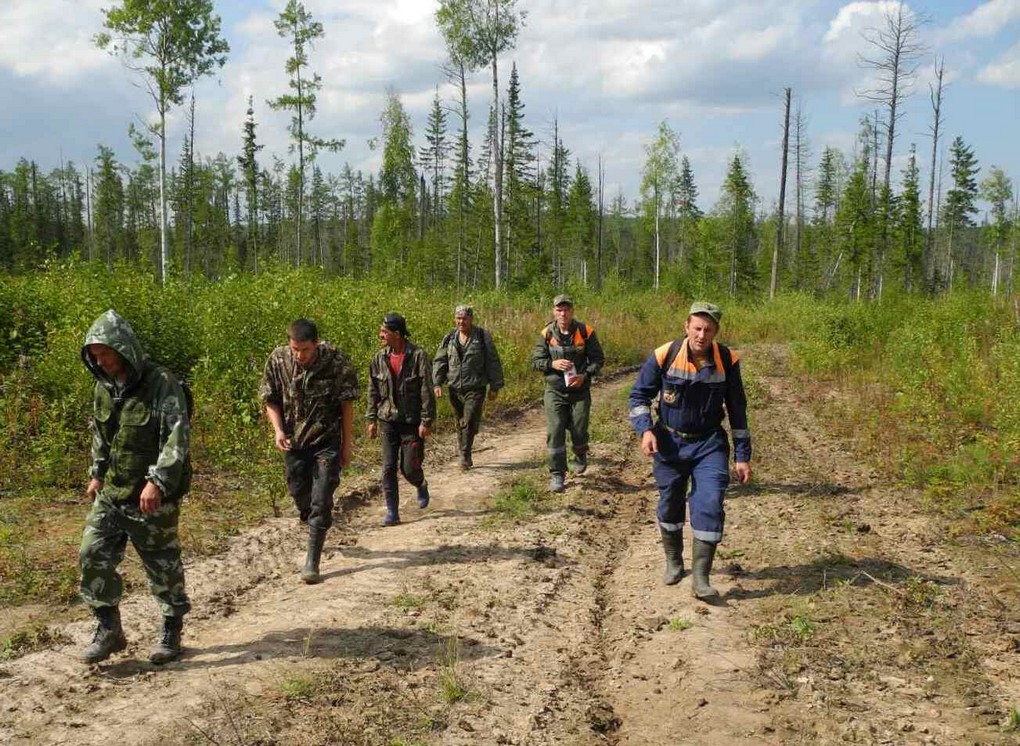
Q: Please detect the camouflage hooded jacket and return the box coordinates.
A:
[82,310,192,503]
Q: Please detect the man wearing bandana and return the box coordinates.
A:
[628,302,752,602]
[366,313,436,526]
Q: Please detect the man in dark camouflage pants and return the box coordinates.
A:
[366,313,436,526]
[79,310,192,665]
[432,304,505,469]
[260,319,360,584]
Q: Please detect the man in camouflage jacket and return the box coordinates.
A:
[432,304,505,469]
[260,318,360,585]
[79,309,192,665]
[366,313,435,526]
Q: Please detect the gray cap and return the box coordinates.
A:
[454,304,474,317]
[689,301,722,324]
[553,294,573,307]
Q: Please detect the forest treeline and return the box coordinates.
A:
[0,1,1016,299]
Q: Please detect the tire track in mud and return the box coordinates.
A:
[2,356,1017,746]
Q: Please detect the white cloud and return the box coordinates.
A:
[977,41,1020,87]
[936,0,1020,43]
[0,0,113,83]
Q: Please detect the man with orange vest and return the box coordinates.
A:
[531,295,605,493]
[629,302,752,601]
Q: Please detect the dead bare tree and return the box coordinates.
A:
[925,56,945,288]
[771,87,791,300]
[857,1,926,295]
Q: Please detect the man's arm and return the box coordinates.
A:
[144,373,191,512]
[530,330,552,373]
[432,336,449,389]
[484,329,505,393]
[724,359,752,482]
[584,328,605,379]
[629,354,662,458]
[340,400,354,467]
[420,349,436,433]
[87,386,111,498]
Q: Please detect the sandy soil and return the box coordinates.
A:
[1,350,1017,745]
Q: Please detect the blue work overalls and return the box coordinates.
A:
[629,339,751,543]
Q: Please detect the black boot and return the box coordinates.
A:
[417,482,430,509]
[301,527,327,584]
[659,527,685,585]
[462,430,475,470]
[149,615,183,664]
[81,606,127,664]
[691,539,720,601]
[383,494,400,526]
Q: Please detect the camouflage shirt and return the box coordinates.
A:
[259,342,360,449]
[82,310,192,503]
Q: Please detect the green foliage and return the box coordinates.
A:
[1,625,69,662]
[668,617,692,632]
[492,477,545,520]
[277,672,320,701]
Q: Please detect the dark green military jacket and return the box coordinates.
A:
[367,341,436,425]
[433,326,505,392]
[82,310,191,503]
[530,319,605,394]
[258,342,360,449]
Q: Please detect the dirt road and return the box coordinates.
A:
[1,349,1017,745]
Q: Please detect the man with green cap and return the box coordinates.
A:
[432,304,505,470]
[628,302,752,601]
[531,295,605,493]
[78,310,192,664]
[259,318,360,585]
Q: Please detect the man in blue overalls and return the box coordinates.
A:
[629,302,752,601]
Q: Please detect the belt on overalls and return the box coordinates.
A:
[658,422,719,442]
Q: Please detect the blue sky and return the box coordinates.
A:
[1,0,1017,214]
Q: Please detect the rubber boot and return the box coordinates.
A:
[301,526,327,584]
[659,527,685,586]
[461,431,474,470]
[148,615,184,664]
[80,606,127,664]
[691,538,720,601]
[417,482,430,509]
[549,472,565,493]
[383,494,401,526]
[573,451,588,475]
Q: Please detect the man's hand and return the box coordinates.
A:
[734,462,752,485]
[551,359,573,372]
[367,422,378,439]
[433,386,443,398]
[139,481,163,515]
[640,430,658,457]
[86,478,103,501]
[567,373,586,388]
[274,430,291,451]
[419,422,432,439]
[340,439,352,468]
[487,389,499,402]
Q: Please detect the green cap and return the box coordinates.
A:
[553,294,573,307]
[689,301,722,324]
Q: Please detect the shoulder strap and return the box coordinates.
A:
[442,330,455,348]
[662,338,684,373]
[718,344,734,375]
[578,322,589,341]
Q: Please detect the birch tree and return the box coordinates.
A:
[95,0,229,283]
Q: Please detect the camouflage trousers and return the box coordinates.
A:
[449,387,486,461]
[544,387,591,474]
[79,493,191,617]
[285,436,341,530]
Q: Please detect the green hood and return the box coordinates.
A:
[81,309,147,387]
